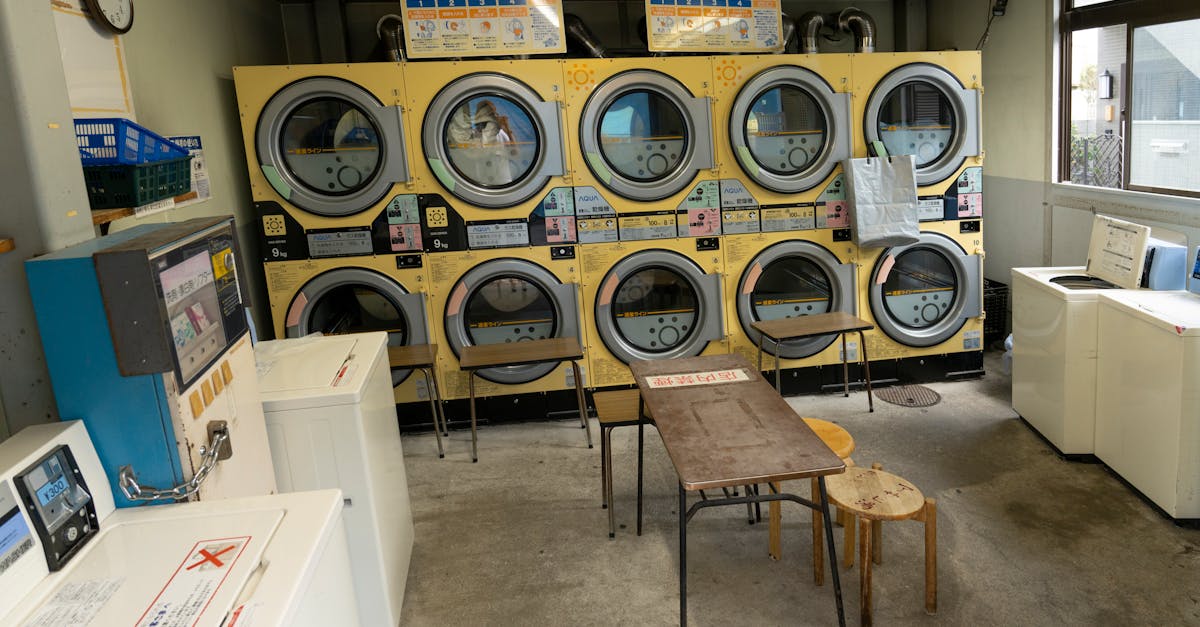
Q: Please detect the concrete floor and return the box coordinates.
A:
[397,351,1200,625]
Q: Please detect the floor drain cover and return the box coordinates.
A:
[875,384,941,408]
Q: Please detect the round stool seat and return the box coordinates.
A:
[825,466,925,521]
[802,418,855,459]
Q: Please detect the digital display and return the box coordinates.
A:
[36,476,68,507]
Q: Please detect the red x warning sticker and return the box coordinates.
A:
[136,536,251,627]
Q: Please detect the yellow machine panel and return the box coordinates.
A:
[723,228,858,371]
[856,219,984,362]
[233,63,420,233]
[712,54,854,228]
[403,58,575,225]
[582,238,726,389]
[262,254,433,404]
[426,245,584,400]
[563,56,719,243]
[850,51,984,222]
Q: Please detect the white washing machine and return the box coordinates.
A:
[0,421,359,626]
[1094,290,1200,520]
[1010,266,1123,457]
[256,332,414,627]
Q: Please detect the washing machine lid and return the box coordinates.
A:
[579,70,714,201]
[729,66,852,193]
[863,63,981,187]
[257,332,388,410]
[869,231,982,347]
[422,73,565,209]
[737,240,856,359]
[1013,266,1121,301]
[444,258,579,384]
[256,77,410,217]
[1098,290,1200,336]
[595,249,722,364]
[1,489,344,626]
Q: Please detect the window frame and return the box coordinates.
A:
[1059,0,1200,199]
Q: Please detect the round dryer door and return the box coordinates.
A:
[864,64,981,186]
[595,250,723,363]
[285,268,429,384]
[579,70,714,201]
[257,78,410,217]
[868,232,982,347]
[444,259,579,384]
[737,241,856,359]
[422,74,565,208]
[729,67,852,193]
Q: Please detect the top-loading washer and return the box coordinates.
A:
[235,63,427,260]
[404,58,575,238]
[713,54,854,234]
[1011,266,1123,457]
[564,56,718,244]
[851,52,983,222]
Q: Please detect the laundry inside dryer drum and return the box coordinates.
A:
[444,95,538,188]
[876,81,955,167]
[612,267,698,352]
[464,276,556,344]
[280,98,382,195]
[751,257,833,320]
[599,91,687,181]
[745,86,827,175]
[882,247,957,328]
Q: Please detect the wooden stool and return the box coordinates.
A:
[769,418,855,587]
[593,389,644,538]
[823,464,937,625]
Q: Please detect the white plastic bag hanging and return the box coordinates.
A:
[844,155,920,249]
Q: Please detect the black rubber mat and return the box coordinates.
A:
[875,384,941,408]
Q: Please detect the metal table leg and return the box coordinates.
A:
[841,333,850,398]
[774,340,782,392]
[468,371,479,463]
[420,367,444,458]
[571,360,593,448]
[605,426,616,538]
[637,395,645,537]
[600,424,608,510]
[818,476,847,627]
[678,483,688,626]
[859,330,874,413]
[429,366,449,437]
[757,331,765,374]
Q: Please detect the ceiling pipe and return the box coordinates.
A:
[376,14,405,62]
[837,7,877,53]
[797,12,827,54]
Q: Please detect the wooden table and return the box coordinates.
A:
[388,343,447,458]
[458,337,592,462]
[630,354,847,626]
[752,312,875,412]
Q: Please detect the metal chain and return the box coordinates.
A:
[118,429,229,502]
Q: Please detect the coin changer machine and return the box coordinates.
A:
[26,217,277,508]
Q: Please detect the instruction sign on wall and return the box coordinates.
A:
[646,0,782,53]
[403,0,567,59]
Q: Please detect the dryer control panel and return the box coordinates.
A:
[13,446,97,571]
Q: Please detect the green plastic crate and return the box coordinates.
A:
[83,156,193,210]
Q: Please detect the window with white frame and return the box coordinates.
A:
[1061,1,1200,198]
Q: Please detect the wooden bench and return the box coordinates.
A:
[752,312,875,412]
[593,389,647,538]
[388,344,446,458]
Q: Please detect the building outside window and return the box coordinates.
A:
[1061,1,1200,198]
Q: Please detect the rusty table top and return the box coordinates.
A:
[458,337,583,371]
[751,312,873,342]
[630,354,845,491]
[387,343,438,369]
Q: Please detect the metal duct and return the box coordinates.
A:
[376,14,405,62]
[781,12,798,53]
[837,8,876,53]
[797,12,827,54]
[565,14,606,58]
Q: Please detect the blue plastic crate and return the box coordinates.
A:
[74,118,188,166]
